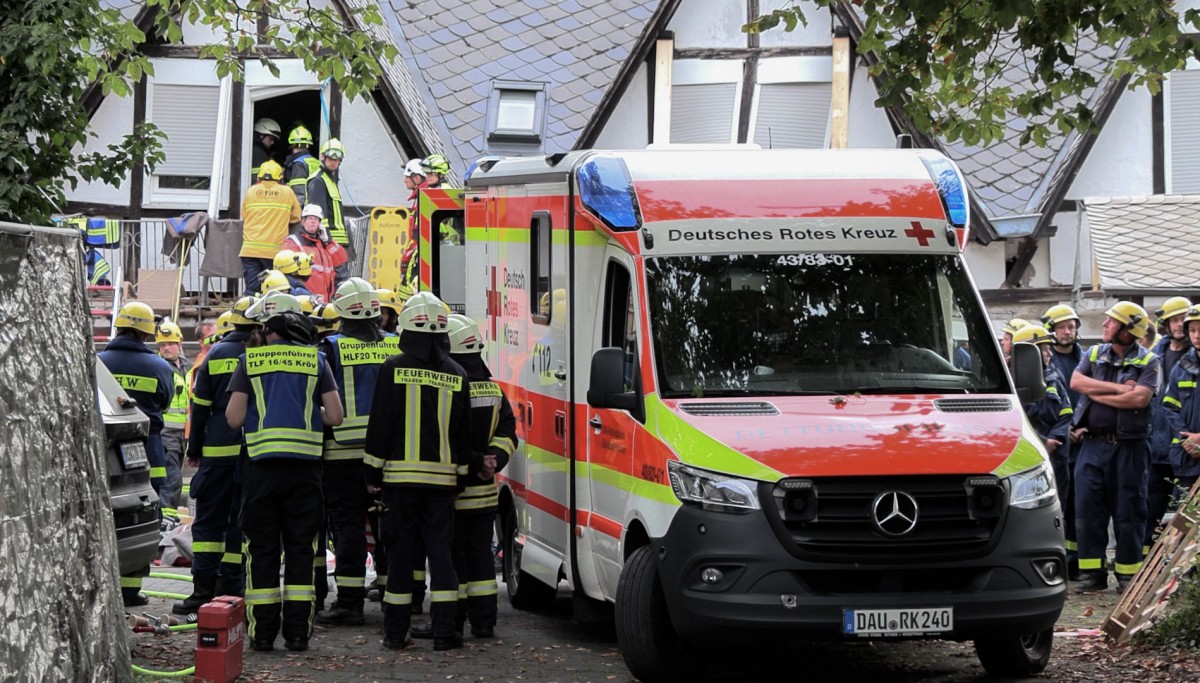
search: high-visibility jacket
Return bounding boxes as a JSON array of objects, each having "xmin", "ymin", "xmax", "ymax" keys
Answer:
[
  {"xmin": 98, "ymin": 335, "xmax": 175, "ymax": 434},
  {"xmin": 364, "ymin": 350, "xmax": 472, "ymax": 490},
  {"xmin": 162, "ymin": 358, "xmax": 189, "ymax": 431},
  {"xmin": 321, "ymin": 333, "xmax": 401, "ymax": 461},
  {"xmin": 1162, "ymin": 350, "xmax": 1200, "ymax": 479},
  {"xmin": 284, "ymin": 152, "xmax": 320, "ymax": 204},
  {"xmin": 237, "ymin": 341, "xmax": 330, "ymax": 461},
  {"xmin": 454, "ymin": 370, "xmax": 517, "ymax": 513},
  {"xmin": 188, "ymin": 331, "xmax": 251, "ymax": 461},
  {"xmin": 283, "ymin": 230, "xmax": 348, "ymax": 304},
  {"xmin": 305, "ymin": 169, "xmax": 348, "ymax": 246},
  {"xmin": 239, "ymin": 180, "xmax": 301, "ymax": 258}
]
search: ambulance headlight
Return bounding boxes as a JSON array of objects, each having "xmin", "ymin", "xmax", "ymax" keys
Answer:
[
  {"xmin": 1007, "ymin": 462, "xmax": 1057, "ymax": 510},
  {"xmin": 668, "ymin": 461, "xmax": 761, "ymax": 514}
]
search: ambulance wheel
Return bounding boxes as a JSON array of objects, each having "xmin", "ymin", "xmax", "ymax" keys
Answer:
[
  {"xmin": 973, "ymin": 627, "xmax": 1054, "ymax": 677},
  {"xmin": 615, "ymin": 545, "xmax": 707, "ymax": 683},
  {"xmin": 502, "ymin": 506, "xmax": 556, "ymax": 610}
]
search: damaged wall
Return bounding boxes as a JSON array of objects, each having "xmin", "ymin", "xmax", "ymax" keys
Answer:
[{"xmin": 0, "ymin": 223, "xmax": 131, "ymax": 682}]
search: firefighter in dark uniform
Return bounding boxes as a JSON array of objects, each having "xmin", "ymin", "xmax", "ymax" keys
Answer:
[
  {"xmin": 365, "ymin": 287, "xmax": 405, "ymax": 603},
  {"xmin": 1041, "ymin": 303, "xmax": 1087, "ymax": 578},
  {"xmin": 173, "ymin": 296, "xmax": 260, "ymax": 616},
  {"xmin": 365, "ymin": 292, "xmax": 473, "ymax": 651},
  {"xmin": 1164, "ymin": 306, "xmax": 1200, "ymax": 494},
  {"xmin": 315, "ymin": 278, "xmax": 401, "ymax": 626},
  {"xmin": 412, "ymin": 314, "xmax": 515, "ymax": 641},
  {"xmin": 1012, "ymin": 325, "xmax": 1073, "ymax": 510},
  {"xmin": 305, "ymin": 139, "xmax": 349, "ymax": 248},
  {"xmin": 226, "ymin": 291, "xmax": 344, "ymax": 652},
  {"xmin": 99, "ymin": 301, "xmax": 175, "ymax": 607},
  {"xmin": 1145, "ymin": 296, "xmax": 1192, "ymax": 551},
  {"xmin": 1070, "ymin": 301, "xmax": 1161, "ymax": 594}
]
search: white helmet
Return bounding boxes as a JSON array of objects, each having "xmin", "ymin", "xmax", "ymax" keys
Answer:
[
  {"xmin": 253, "ymin": 118, "xmax": 282, "ymax": 139},
  {"xmin": 447, "ymin": 314, "xmax": 484, "ymax": 353},
  {"xmin": 301, "ymin": 203, "xmax": 324, "ymax": 219},
  {"xmin": 404, "ymin": 159, "xmax": 426, "ymax": 178},
  {"xmin": 398, "ymin": 291, "xmax": 449, "ymax": 333},
  {"xmin": 333, "ymin": 277, "xmax": 381, "ymax": 319},
  {"xmin": 247, "ymin": 290, "xmax": 302, "ymax": 322}
]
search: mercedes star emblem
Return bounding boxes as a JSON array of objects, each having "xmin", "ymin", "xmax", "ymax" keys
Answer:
[{"xmin": 872, "ymin": 490, "xmax": 919, "ymax": 537}]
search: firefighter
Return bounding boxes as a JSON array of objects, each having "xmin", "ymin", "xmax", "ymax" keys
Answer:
[
  {"xmin": 173, "ymin": 297, "xmax": 260, "ymax": 616},
  {"xmin": 999, "ymin": 318, "xmax": 1031, "ymax": 362},
  {"xmin": 305, "ymin": 139, "xmax": 349, "ymax": 248},
  {"xmin": 1164, "ymin": 306, "xmax": 1200, "ymax": 494},
  {"xmin": 274, "ymin": 248, "xmax": 316, "ymax": 297},
  {"xmin": 1011, "ymin": 325, "xmax": 1073, "ymax": 514},
  {"xmin": 240, "ymin": 160, "xmax": 301, "ymax": 295},
  {"xmin": 420, "ymin": 153, "xmax": 462, "ymax": 246},
  {"xmin": 251, "ymin": 118, "xmax": 283, "ymax": 179},
  {"xmin": 365, "ymin": 292, "xmax": 472, "ymax": 651},
  {"xmin": 1070, "ymin": 301, "xmax": 1161, "ymax": 594},
  {"xmin": 412, "ymin": 314, "xmax": 515, "ymax": 641},
  {"xmin": 314, "ymin": 278, "xmax": 401, "ymax": 626},
  {"xmin": 284, "ymin": 124, "xmax": 320, "ymax": 204},
  {"xmin": 376, "ymin": 288, "xmax": 407, "ymax": 334},
  {"xmin": 226, "ymin": 291, "xmax": 344, "ymax": 652},
  {"xmin": 1041, "ymin": 303, "xmax": 1087, "ymax": 577},
  {"xmin": 155, "ymin": 321, "xmax": 188, "ymax": 516},
  {"xmin": 260, "ymin": 267, "xmax": 312, "ymax": 299},
  {"xmin": 284, "ymin": 204, "xmax": 349, "ymax": 304},
  {"xmin": 98, "ymin": 301, "xmax": 175, "ymax": 607},
  {"xmin": 1146, "ymin": 296, "xmax": 1192, "ymax": 551}
]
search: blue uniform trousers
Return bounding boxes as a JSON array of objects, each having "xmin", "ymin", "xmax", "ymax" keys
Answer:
[
  {"xmin": 452, "ymin": 511, "xmax": 499, "ymax": 631},
  {"xmin": 381, "ymin": 488, "xmax": 458, "ymax": 642},
  {"xmin": 190, "ymin": 458, "xmax": 244, "ymax": 588},
  {"xmin": 323, "ymin": 460, "xmax": 370, "ymax": 605},
  {"xmin": 1074, "ymin": 437, "xmax": 1148, "ymax": 577},
  {"xmin": 1063, "ymin": 441, "xmax": 1078, "ymax": 559}
]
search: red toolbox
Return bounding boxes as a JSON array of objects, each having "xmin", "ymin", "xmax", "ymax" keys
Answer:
[{"xmin": 195, "ymin": 596, "xmax": 245, "ymax": 683}]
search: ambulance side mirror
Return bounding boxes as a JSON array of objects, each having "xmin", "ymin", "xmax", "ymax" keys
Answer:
[
  {"xmin": 1010, "ymin": 342, "xmax": 1046, "ymax": 404},
  {"xmin": 587, "ymin": 347, "xmax": 641, "ymax": 415}
]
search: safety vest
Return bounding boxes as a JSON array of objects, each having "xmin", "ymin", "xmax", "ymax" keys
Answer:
[
  {"xmin": 287, "ymin": 154, "xmax": 320, "ymax": 202},
  {"xmin": 323, "ymin": 334, "xmax": 401, "ymax": 460},
  {"xmin": 190, "ymin": 332, "xmax": 250, "ymax": 459},
  {"xmin": 163, "ymin": 364, "xmax": 189, "ymax": 430},
  {"xmin": 314, "ymin": 171, "xmax": 347, "ymax": 246},
  {"xmin": 455, "ymin": 379, "xmax": 517, "ymax": 512},
  {"xmin": 242, "ymin": 343, "xmax": 326, "ymax": 461}
]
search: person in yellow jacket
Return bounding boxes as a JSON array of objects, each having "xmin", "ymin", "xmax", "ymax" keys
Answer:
[{"xmin": 241, "ymin": 160, "xmax": 301, "ymax": 295}]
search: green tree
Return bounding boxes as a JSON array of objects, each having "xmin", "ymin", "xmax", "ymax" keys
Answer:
[
  {"xmin": 0, "ymin": 0, "xmax": 398, "ymax": 225},
  {"xmin": 745, "ymin": 0, "xmax": 1200, "ymax": 146}
]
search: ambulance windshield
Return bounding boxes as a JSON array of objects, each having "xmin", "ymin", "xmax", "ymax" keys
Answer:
[{"xmin": 644, "ymin": 253, "xmax": 1008, "ymax": 397}]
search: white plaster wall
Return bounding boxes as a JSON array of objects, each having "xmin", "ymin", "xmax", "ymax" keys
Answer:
[
  {"xmin": 757, "ymin": 2, "xmax": 833, "ymax": 47},
  {"xmin": 1045, "ymin": 209, "xmax": 1088, "ymax": 288},
  {"xmin": 964, "ymin": 241, "xmax": 1007, "ymax": 289},
  {"xmin": 846, "ymin": 66, "xmax": 897, "ymax": 149},
  {"xmin": 338, "ymin": 98, "xmax": 408, "ymax": 207},
  {"xmin": 594, "ymin": 65, "xmax": 650, "ymax": 150},
  {"xmin": 1068, "ymin": 88, "xmax": 1154, "ymax": 199},
  {"xmin": 70, "ymin": 95, "xmax": 137, "ymax": 206},
  {"xmin": 669, "ymin": 0, "xmax": 747, "ymax": 48}
]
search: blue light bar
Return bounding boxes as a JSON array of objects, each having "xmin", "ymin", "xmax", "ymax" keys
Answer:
[
  {"xmin": 577, "ymin": 155, "xmax": 640, "ymax": 231},
  {"xmin": 921, "ymin": 155, "xmax": 970, "ymax": 229}
]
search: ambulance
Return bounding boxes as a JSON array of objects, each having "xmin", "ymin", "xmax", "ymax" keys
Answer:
[{"xmin": 414, "ymin": 149, "xmax": 1064, "ymax": 681}]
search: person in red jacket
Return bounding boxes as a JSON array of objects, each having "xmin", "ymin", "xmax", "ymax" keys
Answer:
[{"xmin": 284, "ymin": 204, "xmax": 349, "ymax": 304}]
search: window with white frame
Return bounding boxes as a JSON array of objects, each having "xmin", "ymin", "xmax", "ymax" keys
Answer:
[
  {"xmin": 750, "ymin": 57, "xmax": 832, "ymax": 149},
  {"xmin": 148, "ymin": 83, "xmax": 219, "ymax": 200},
  {"xmin": 670, "ymin": 60, "xmax": 742, "ymax": 144},
  {"xmin": 487, "ymin": 81, "xmax": 547, "ymax": 147},
  {"xmin": 1166, "ymin": 69, "xmax": 1200, "ymax": 193}
]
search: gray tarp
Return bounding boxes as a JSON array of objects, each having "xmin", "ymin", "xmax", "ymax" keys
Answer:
[{"xmin": 0, "ymin": 223, "xmax": 131, "ymax": 682}]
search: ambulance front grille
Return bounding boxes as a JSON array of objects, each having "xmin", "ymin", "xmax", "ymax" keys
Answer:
[
  {"xmin": 933, "ymin": 398, "xmax": 1012, "ymax": 413},
  {"xmin": 765, "ymin": 475, "xmax": 1006, "ymax": 563},
  {"xmin": 678, "ymin": 402, "xmax": 780, "ymax": 416}
]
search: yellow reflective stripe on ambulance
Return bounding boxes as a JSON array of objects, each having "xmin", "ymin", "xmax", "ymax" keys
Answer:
[
  {"xmin": 245, "ymin": 346, "xmax": 318, "ymax": 376},
  {"xmin": 646, "ymin": 394, "xmax": 783, "ymax": 482},
  {"xmin": 393, "ymin": 367, "xmax": 462, "ymax": 391},
  {"xmin": 113, "ymin": 374, "xmax": 158, "ymax": 393}
]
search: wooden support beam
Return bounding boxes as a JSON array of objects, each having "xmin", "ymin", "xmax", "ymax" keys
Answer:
[
  {"xmin": 652, "ymin": 37, "xmax": 674, "ymax": 145},
  {"xmin": 830, "ymin": 29, "xmax": 851, "ymax": 149}
]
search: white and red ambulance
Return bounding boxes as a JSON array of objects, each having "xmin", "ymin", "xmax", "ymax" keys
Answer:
[{"xmin": 415, "ymin": 148, "xmax": 1063, "ymax": 681}]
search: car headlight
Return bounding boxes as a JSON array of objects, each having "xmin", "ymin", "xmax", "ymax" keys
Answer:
[
  {"xmin": 1008, "ymin": 461, "xmax": 1057, "ymax": 510},
  {"xmin": 668, "ymin": 460, "xmax": 761, "ymax": 514}
]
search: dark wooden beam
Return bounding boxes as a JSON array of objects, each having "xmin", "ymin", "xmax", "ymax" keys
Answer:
[
  {"xmin": 737, "ymin": 1, "xmax": 760, "ymax": 144},
  {"xmin": 138, "ymin": 44, "xmax": 294, "ymax": 59},
  {"xmin": 126, "ymin": 75, "xmax": 147, "ymax": 280},
  {"xmin": 674, "ymin": 46, "xmax": 832, "ymax": 60},
  {"xmin": 1153, "ymin": 89, "xmax": 1165, "ymax": 194},
  {"xmin": 229, "ymin": 68, "xmax": 245, "ymax": 218},
  {"xmin": 328, "ymin": 80, "xmax": 342, "ymax": 139}
]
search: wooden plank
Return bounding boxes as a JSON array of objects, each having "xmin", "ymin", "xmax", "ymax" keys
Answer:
[
  {"xmin": 830, "ymin": 32, "xmax": 851, "ymax": 150},
  {"xmin": 653, "ymin": 38, "xmax": 674, "ymax": 145}
]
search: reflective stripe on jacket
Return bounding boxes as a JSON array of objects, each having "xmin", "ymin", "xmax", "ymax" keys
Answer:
[
  {"xmin": 455, "ymin": 378, "xmax": 517, "ymax": 513},
  {"xmin": 239, "ymin": 180, "xmax": 302, "ymax": 258},
  {"xmin": 242, "ymin": 342, "xmax": 327, "ymax": 461},
  {"xmin": 322, "ymin": 333, "xmax": 401, "ymax": 460},
  {"xmin": 189, "ymin": 331, "xmax": 251, "ymax": 460}
]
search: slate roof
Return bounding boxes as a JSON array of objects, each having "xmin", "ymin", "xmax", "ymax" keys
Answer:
[
  {"xmin": 385, "ymin": 0, "xmax": 659, "ymax": 177},
  {"xmin": 1084, "ymin": 195, "xmax": 1200, "ymax": 293}
]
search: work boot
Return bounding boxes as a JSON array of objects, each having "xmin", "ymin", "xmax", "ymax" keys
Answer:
[
  {"xmin": 316, "ymin": 601, "xmax": 365, "ymax": 626},
  {"xmin": 214, "ymin": 576, "xmax": 244, "ymax": 598},
  {"xmin": 1074, "ymin": 571, "xmax": 1108, "ymax": 594},
  {"xmin": 471, "ymin": 624, "xmax": 494, "ymax": 638},
  {"xmin": 1066, "ymin": 555, "xmax": 1081, "ymax": 582},
  {"xmin": 433, "ymin": 635, "xmax": 463, "ymax": 651},
  {"xmin": 410, "ymin": 623, "xmax": 434, "ymax": 639},
  {"xmin": 382, "ymin": 637, "xmax": 410, "ymax": 650},
  {"xmin": 1116, "ymin": 573, "xmax": 1135, "ymax": 594},
  {"xmin": 173, "ymin": 575, "xmax": 217, "ymax": 615},
  {"xmin": 122, "ymin": 589, "xmax": 149, "ymax": 608},
  {"xmin": 250, "ymin": 639, "xmax": 274, "ymax": 652},
  {"xmin": 285, "ymin": 638, "xmax": 309, "ymax": 652}
]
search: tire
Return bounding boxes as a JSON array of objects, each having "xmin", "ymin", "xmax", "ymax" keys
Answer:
[
  {"xmin": 973, "ymin": 627, "xmax": 1054, "ymax": 677},
  {"xmin": 501, "ymin": 506, "xmax": 557, "ymax": 610},
  {"xmin": 614, "ymin": 545, "xmax": 708, "ymax": 683}
]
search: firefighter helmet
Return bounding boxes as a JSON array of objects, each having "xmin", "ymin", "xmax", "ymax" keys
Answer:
[
  {"xmin": 1105, "ymin": 301, "xmax": 1152, "ymax": 339},
  {"xmin": 404, "ymin": 159, "xmax": 426, "ymax": 178},
  {"xmin": 447, "ymin": 314, "xmax": 484, "ymax": 354},
  {"xmin": 254, "ymin": 118, "xmax": 282, "ymax": 139},
  {"xmin": 398, "ymin": 291, "xmax": 449, "ymax": 332},
  {"xmin": 227, "ymin": 296, "xmax": 261, "ymax": 327},
  {"xmin": 296, "ymin": 295, "xmax": 320, "ymax": 315},
  {"xmin": 114, "ymin": 301, "xmax": 158, "ymax": 336},
  {"xmin": 288, "ymin": 125, "xmax": 313, "ymax": 146},
  {"xmin": 1002, "ymin": 318, "xmax": 1031, "ymax": 337},
  {"xmin": 376, "ymin": 288, "xmax": 406, "ymax": 314},
  {"xmin": 257, "ymin": 160, "xmax": 284, "ymax": 181},
  {"xmin": 320, "ymin": 138, "xmax": 345, "ymax": 160},
  {"xmin": 1155, "ymin": 296, "xmax": 1193, "ymax": 321},
  {"xmin": 1041, "ymin": 304, "xmax": 1080, "ymax": 329},
  {"xmin": 294, "ymin": 251, "xmax": 313, "ymax": 277},
  {"xmin": 301, "ymin": 203, "xmax": 324, "ymax": 220},
  {"xmin": 260, "ymin": 269, "xmax": 290, "ymax": 295},
  {"xmin": 156, "ymin": 321, "xmax": 183, "ymax": 343},
  {"xmin": 421, "ymin": 153, "xmax": 449, "ymax": 176},
  {"xmin": 248, "ymin": 290, "xmax": 302, "ymax": 322},
  {"xmin": 273, "ymin": 249, "xmax": 301, "ymax": 275},
  {"xmin": 213, "ymin": 311, "xmax": 235, "ymax": 337},
  {"xmin": 310, "ymin": 303, "xmax": 341, "ymax": 334},
  {"xmin": 1184, "ymin": 306, "xmax": 1200, "ymax": 329},
  {"xmin": 333, "ymin": 277, "xmax": 381, "ymax": 319},
  {"xmin": 1012, "ymin": 325, "xmax": 1053, "ymax": 346}
]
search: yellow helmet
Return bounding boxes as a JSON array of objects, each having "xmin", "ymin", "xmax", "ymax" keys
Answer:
[
  {"xmin": 227, "ymin": 296, "xmax": 262, "ymax": 327},
  {"xmin": 1155, "ymin": 296, "xmax": 1193, "ymax": 321},
  {"xmin": 1002, "ymin": 318, "xmax": 1031, "ymax": 337},
  {"xmin": 1041, "ymin": 304, "xmax": 1079, "ymax": 329},
  {"xmin": 114, "ymin": 301, "xmax": 158, "ymax": 336},
  {"xmin": 260, "ymin": 269, "xmax": 290, "ymax": 295},
  {"xmin": 296, "ymin": 295, "xmax": 321, "ymax": 316},
  {"xmin": 1105, "ymin": 301, "xmax": 1152, "ymax": 339},
  {"xmin": 258, "ymin": 160, "xmax": 284, "ymax": 181},
  {"xmin": 213, "ymin": 311, "xmax": 235, "ymax": 337},
  {"xmin": 294, "ymin": 251, "xmax": 313, "ymax": 277},
  {"xmin": 310, "ymin": 303, "xmax": 341, "ymax": 334},
  {"xmin": 447, "ymin": 314, "xmax": 484, "ymax": 354},
  {"xmin": 273, "ymin": 249, "xmax": 301, "ymax": 275},
  {"xmin": 398, "ymin": 291, "xmax": 450, "ymax": 333},
  {"xmin": 1011, "ymin": 325, "xmax": 1053, "ymax": 346},
  {"xmin": 156, "ymin": 321, "xmax": 184, "ymax": 343},
  {"xmin": 376, "ymin": 288, "xmax": 405, "ymax": 314}
]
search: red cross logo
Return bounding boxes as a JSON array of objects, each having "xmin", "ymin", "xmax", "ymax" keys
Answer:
[
  {"xmin": 904, "ymin": 221, "xmax": 936, "ymax": 247},
  {"xmin": 486, "ymin": 266, "xmax": 501, "ymax": 340}
]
